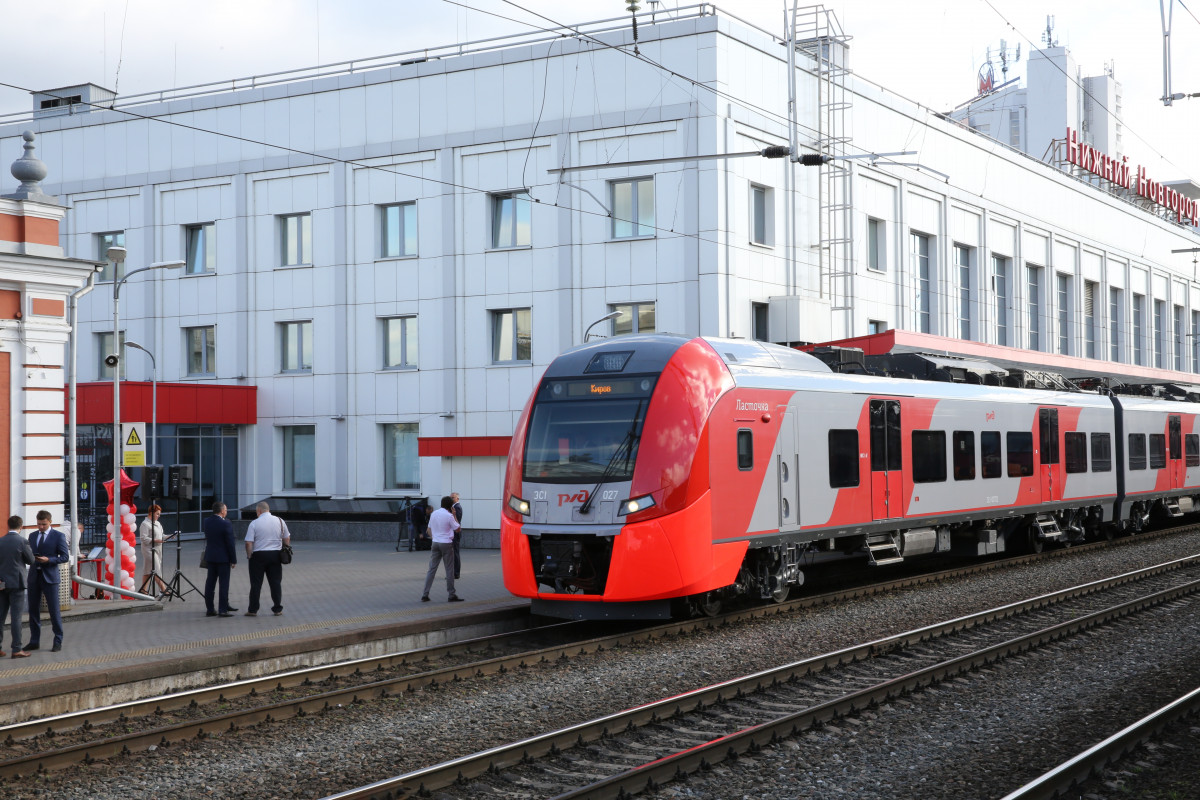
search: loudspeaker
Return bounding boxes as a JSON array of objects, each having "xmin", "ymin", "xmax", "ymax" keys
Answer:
[
  {"xmin": 168, "ymin": 464, "xmax": 193, "ymax": 500},
  {"xmin": 142, "ymin": 466, "xmax": 164, "ymax": 502}
]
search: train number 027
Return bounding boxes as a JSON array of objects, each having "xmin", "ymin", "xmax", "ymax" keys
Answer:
[{"xmin": 602, "ymin": 490, "xmax": 619, "ymax": 500}]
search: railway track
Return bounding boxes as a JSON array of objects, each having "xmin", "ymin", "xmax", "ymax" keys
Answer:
[
  {"xmin": 0, "ymin": 524, "xmax": 1192, "ymax": 785},
  {"xmin": 1001, "ymin": 684, "xmax": 1200, "ymax": 800},
  {"xmin": 321, "ymin": 553, "xmax": 1200, "ymax": 799}
]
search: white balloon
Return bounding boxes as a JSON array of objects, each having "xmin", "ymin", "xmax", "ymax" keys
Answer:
[
  {"xmin": 123, "ymin": 513, "xmax": 135, "ymax": 526},
  {"xmin": 120, "ymin": 504, "xmax": 130, "ymax": 515},
  {"xmin": 121, "ymin": 578, "xmax": 135, "ymax": 589},
  {"xmin": 104, "ymin": 555, "xmax": 114, "ymax": 567},
  {"xmin": 106, "ymin": 523, "xmax": 114, "ymax": 534}
]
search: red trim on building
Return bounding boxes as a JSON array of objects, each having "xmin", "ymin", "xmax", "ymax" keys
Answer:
[
  {"xmin": 418, "ymin": 436, "xmax": 512, "ymax": 457},
  {"xmin": 803, "ymin": 329, "xmax": 1200, "ymax": 384},
  {"xmin": 30, "ymin": 298, "xmax": 65, "ymax": 317},
  {"xmin": 0, "ymin": 213, "xmax": 58, "ymax": 246},
  {"xmin": 71, "ymin": 382, "xmax": 257, "ymax": 425}
]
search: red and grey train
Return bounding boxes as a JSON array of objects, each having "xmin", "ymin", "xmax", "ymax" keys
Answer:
[{"xmin": 500, "ymin": 334, "xmax": 1200, "ymax": 619}]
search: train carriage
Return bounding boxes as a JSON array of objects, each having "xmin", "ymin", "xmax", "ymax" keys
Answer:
[
  {"xmin": 1112, "ymin": 395, "xmax": 1200, "ymax": 527},
  {"xmin": 501, "ymin": 334, "xmax": 1194, "ymax": 619}
]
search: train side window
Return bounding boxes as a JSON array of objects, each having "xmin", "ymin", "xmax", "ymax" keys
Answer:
[
  {"xmin": 737, "ymin": 429, "xmax": 753, "ymax": 471},
  {"xmin": 1091, "ymin": 433, "xmax": 1112, "ymax": 472},
  {"xmin": 981, "ymin": 431, "xmax": 1002, "ymax": 478},
  {"xmin": 912, "ymin": 430, "xmax": 947, "ymax": 483},
  {"xmin": 828, "ymin": 429, "xmax": 860, "ymax": 488},
  {"xmin": 1149, "ymin": 434, "xmax": 1166, "ymax": 469},
  {"xmin": 1187, "ymin": 434, "xmax": 1200, "ymax": 467},
  {"xmin": 952, "ymin": 431, "xmax": 975, "ymax": 480},
  {"xmin": 1038, "ymin": 408, "xmax": 1059, "ymax": 464},
  {"xmin": 1064, "ymin": 432, "xmax": 1088, "ymax": 473},
  {"xmin": 1007, "ymin": 432, "xmax": 1033, "ymax": 477},
  {"xmin": 1128, "ymin": 434, "xmax": 1147, "ymax": 470}
]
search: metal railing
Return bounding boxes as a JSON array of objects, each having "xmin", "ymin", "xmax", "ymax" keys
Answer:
[{"xmin": 0, "ymin": 4, "xmax": 786, "ymax": 127}]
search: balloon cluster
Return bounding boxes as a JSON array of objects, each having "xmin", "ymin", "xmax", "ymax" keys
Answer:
[{"xmin": 102, "ymin": 470, "xmax": 140, "ymax": 600}]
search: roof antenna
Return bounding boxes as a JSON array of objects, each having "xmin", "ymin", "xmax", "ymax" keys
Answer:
[{"xmin": 626, "ymin": 1, "xmax": 641, "ymax": 55}]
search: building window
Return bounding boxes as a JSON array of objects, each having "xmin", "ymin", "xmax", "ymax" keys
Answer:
[
  {"xmin": 955, "ymin": 244, "xmax": 971, "ymax": 340},
  {"xmin": 97, "ymin": 331, "xmax": 126, "ymax": 379},
  {"xmin": 1133, "ymin": 293, "xmax": 1145, "ymax": 366},
  {"xmin": 382, "ymin": 422, "xmax": 420, "ymax": 490},
  {"xmin": 753, "ymin": 302, "xmax": 769, "ymax": 342},
  {"xmin": 612, "ymin": 302, "xmax": 655, "ymax": 336},
  {"xmin": 993, "ymin": 255, "xmax": 1009, "ymax": 346},
  {"xmin": 750, "ymin": 185, "xmax": 774, "ymax": 246},
  {"xmin": 912, "ymin": 232, "xmax": 932, "ymax": 333},
  {"xmin": 1084, "ymin": 280, "xmax": 1097, "ymax": 359},
  {"xmin": 1175, "ymin": 304, "xmax": 1185, "ymax": 371},
  {"xmin": 867, "ymin": 218, "xmax": 885, "ymax": 271},
  {"xmin": 1008, "ymin": 108, "xmax": 1021, "ymax": 147},
  {"xmin": 1028, "ymin": 265, "xmax": 1042, "ymax": 351},
  {"xmin": 383, "ymin": 316, "xmax": 418, "ymax": 369},
  {"xmin": 1057, "ymin": 273, "xmax": 1070, "ymax": 355},
  {"xmin": 868, "ymin": 319, "xmax": 888, "ymax": 335},
  {"xmin": 280, "ymin": 213, "xmax": 312, "ymax": 266},
  {"xmin": 280, "ymin": 321, "xmax": 313, "ymax": 373},
  {"xmin": 491, "ymin": 308, "xmax": 531, "ymax": 363},
  {"xmin": 491, "ymin": 192, "xmax": 531, "ymax": 249},
  {"xmin": 185, "ymin": 326, "xmax": 216, "ymax": 376},
  {"xmin": 611, "ymin": 178, "xmax": 654, "ymax": 239},
  {"xmin": 185, "ymin": 223, "xmax": 216, "ymax": 274},
  {"xmin": 97, "ymin": 231, "xmax": 125, "ymax": 282},
  {"xmin": 1110, "ymin": 287, "xmax": 1122, "ymax": 362},
  {"xmin": 282, "ymin": 425, "xmax": 316, "ymax": 490},
  {"xmin": 381, "ymin": 202, "xmax": 417, "ymax": 258},
  {"xmin": 1153, "ymin": 299, "xmax": 1166, "ymax": 368},
  {"xmin": 1193, "ymin": 310, "xmax": 1200, "ymax": 372}
]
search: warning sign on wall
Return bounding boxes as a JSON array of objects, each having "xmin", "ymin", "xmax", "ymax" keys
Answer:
[{"xmin": 122, "ymin": 422, "xmax": 146, "ymax": 467}]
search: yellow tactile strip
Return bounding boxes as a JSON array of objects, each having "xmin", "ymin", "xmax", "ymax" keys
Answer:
[{"xmin": 0, "ymin": 599, "xmax": 507, "ymax": 679}]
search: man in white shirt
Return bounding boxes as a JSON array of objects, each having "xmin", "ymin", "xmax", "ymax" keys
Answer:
[
  {"xmin": 421, "ymin": 496, "xmax": 463, "ymax": 603},
  {"xmin": 244, "ymin": 501, "xmax": 291, "ymax": 616}
]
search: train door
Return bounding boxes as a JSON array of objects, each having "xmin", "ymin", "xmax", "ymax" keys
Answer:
[
  {"xmin": 1169, "ymin": 415, "xmax": 1184, "ymax": 490},
  {"xmin": 775, "ymin": 409, "xmax": 800, "ymax": 531},
  {"xmin": 1039, "ymin": 408, "xmax": 1059, "ymax": 501},
  {"xmin": 870, "ymin": 399, "xmax": 902, "ymax": 520}
]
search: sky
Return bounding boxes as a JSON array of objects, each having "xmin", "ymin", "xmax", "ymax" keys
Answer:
[{"xmin": 2, "ymin": 1, "xmax": 1199, "ymax": 180}]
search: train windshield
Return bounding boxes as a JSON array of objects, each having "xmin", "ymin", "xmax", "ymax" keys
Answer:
[{"xmin": 522, "ymin": 376, "xmax": 655, "ymax": 483}]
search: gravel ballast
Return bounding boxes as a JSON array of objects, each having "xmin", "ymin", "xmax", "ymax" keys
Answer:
[{"xmin": 10, "ymin": 532, "xmax": 1200, "ymax": 800}]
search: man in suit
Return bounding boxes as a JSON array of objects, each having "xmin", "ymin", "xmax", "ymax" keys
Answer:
[
  {"xmin": 0, "ymin": 515, "xmax": 34, "ymax": 658},
  {"xmin": 202, "ymin": 501, "xmax": 238, "ymax": 617},
  {"xmin": 26, "ymin": 510, "xmax": 69, "ymax": 652},
  {"xmin": 451, "ymin": 492, "xmax": 464, "ymax": 579}
]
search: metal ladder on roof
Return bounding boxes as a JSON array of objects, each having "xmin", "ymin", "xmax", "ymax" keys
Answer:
[{"xmin": 793, "ymin": 5, "xmax": 854, "ymax": 337}]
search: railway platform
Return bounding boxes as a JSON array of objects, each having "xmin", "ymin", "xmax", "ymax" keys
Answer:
[{"xmin": 0, "ymin": 541, "xmax": 524, "ymax": 722}]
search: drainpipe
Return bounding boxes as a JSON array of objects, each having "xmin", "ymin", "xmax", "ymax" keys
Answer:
[{"xmin": 66, "ymin": 270, "xmax": 98, "ymax": 562}]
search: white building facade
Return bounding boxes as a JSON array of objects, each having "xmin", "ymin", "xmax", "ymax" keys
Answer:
[{"xmin": 2, "ymin": 7, "xmax": 1198, "ymax": 537}]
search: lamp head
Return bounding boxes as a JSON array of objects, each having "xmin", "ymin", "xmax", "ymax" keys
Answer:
[
  {"xmin": 106, "ymin": 246, "xmax": 127, "ymax": 264},
  {"xmin": 149, "ymin": 260, "xmax": 186, "ymax": 271}
]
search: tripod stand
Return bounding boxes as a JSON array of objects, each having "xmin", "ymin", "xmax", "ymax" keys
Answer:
[
  {"xmin": 162, "ymin": 491, "xmax": 200, "ymax": 601},
  {"xmin": 137, "ymin": 499, "xmax": 172, "ymax": 599}
]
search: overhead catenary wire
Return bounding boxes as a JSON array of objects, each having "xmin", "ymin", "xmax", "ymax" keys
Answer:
[{"xmin": 0, "ymin": 9, "xmax": 1196, "ymax": 354}]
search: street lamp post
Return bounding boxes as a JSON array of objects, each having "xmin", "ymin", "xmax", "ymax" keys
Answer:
[
  {"xmin": 125, "ymin": 341, "xmax": 157, "ymax": 464},
  {"xmin": 105, "ymin": 246, "xmax": 183, "ymax": 597}
]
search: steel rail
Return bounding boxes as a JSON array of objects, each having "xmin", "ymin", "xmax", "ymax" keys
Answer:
[
  {"xmin": 3, "ymin": 520, "xmax": 1179, "ymax": 743},
  {"xmin": 999, "ymin": 685, "xmax": 1200, "ymax": 800},
  {"xmin": 2, "ymin": 525, "xmax": 1192, "ymax": 780},
  {"xmin": 318, "ymin": 557, "xmax": 1200, "ymax": 800}
]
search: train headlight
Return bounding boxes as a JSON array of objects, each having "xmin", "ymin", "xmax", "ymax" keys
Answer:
[
  {"xmin": 508, "ymin": 495, "xmax": 531, "ymax": 516},
  {"xmin": 618, "ymin": 494, "xmax": 656, "ymax": 516}
]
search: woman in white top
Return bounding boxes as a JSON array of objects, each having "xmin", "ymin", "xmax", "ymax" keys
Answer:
[{"xmin": 138, "ymin": 505, "xmax": 168, "ymax": 599}]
